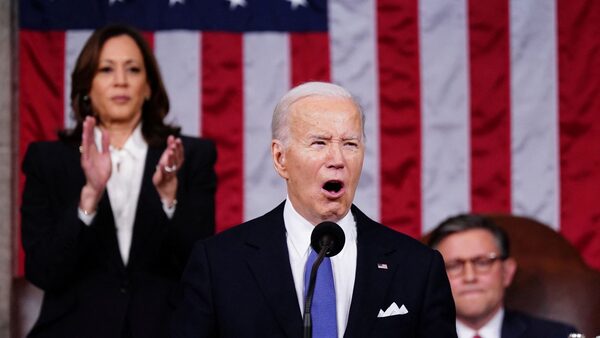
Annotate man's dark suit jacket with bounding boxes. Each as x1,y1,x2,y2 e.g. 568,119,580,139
501,310,578,338
172,202,458,338
21,136,217,338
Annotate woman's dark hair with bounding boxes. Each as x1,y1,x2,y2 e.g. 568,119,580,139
58,23,180,145
427,214,511,258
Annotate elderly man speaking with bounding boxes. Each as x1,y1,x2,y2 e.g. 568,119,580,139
172,82,457,338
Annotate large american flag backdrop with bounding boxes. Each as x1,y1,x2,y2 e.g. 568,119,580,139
17,0,600,275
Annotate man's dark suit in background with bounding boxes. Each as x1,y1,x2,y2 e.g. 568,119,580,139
502,310,577,338
428,214,578,338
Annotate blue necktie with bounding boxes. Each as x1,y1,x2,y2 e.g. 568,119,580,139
304,250,338,338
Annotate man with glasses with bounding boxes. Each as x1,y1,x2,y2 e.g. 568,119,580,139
428,214,577,338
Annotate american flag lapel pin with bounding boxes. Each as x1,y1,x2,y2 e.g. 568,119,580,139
377,263,388,270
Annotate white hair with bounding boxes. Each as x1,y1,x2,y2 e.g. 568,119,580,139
271,81,365,146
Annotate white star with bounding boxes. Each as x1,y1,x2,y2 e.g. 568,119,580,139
286,0,307,10
169,0,185,6
227,0,247,9
108,0,124,5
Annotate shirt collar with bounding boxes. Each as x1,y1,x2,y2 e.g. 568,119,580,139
94,123,147,159
456,307,504,338
283,197,357,259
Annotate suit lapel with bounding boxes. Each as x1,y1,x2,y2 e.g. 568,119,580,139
243,202,303,338
97,191,128,271
127,145,163,269
344,206,400,338
501,310,527,338
64,142,126,272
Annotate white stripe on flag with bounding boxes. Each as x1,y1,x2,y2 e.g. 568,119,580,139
243,33,289,220
419,0,471,233
64,30,93,129
329,0,380,221
509,0,559,230
155,31,201,136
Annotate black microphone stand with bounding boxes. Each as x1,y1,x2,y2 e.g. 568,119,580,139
303,243,331,338
302,221,345,338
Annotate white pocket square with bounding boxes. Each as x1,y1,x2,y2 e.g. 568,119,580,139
377,302,408,318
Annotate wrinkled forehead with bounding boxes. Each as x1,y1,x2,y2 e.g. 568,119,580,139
290,96,363,124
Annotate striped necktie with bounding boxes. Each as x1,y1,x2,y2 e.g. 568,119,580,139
304,250,338,338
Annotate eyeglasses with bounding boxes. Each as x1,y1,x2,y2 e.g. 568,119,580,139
444,253,507,277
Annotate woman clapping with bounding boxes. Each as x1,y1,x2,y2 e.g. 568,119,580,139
21,24,216,338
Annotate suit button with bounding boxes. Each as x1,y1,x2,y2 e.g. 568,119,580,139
120,281,128,294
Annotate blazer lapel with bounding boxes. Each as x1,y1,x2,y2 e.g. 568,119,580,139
344,206,400,338
501,311,527,338
243,202,303,338
93,188,127,271
65,142,126,272
127,145,163,269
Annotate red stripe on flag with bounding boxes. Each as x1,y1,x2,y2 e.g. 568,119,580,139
17,30,66,276
377,0,422,237
201,33,244,233
290,32,330,86
468,0,511,213
558,0,600,270
141,31,154,50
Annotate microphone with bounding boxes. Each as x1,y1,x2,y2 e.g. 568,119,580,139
303,221,345,338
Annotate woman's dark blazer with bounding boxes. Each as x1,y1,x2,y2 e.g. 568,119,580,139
21,135,217,338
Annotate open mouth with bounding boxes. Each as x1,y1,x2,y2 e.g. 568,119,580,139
323,180,344,194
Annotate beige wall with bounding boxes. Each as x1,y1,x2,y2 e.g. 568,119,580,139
0,0,15,336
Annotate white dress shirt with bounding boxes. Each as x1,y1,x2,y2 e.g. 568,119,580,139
456,307,504,338
78,124,175,265
284,198,357,338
